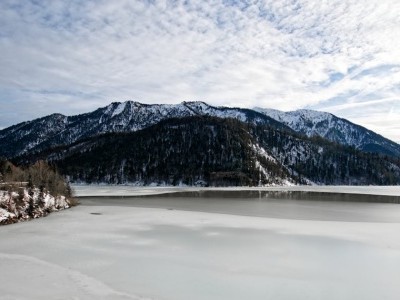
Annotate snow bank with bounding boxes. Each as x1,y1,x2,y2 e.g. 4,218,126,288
0,188,72,225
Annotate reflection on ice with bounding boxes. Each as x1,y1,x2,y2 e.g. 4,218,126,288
81,190,400,222
72,184,400,197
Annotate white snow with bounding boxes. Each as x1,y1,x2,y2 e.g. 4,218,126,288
1,193,400,300
111,102,127,117
72,184,188,197
252,143,277,162
255,107,334,135
0,188,70,224
254,106,386,149
0,207,15,222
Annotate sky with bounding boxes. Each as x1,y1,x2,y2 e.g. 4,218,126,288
0,0,399,143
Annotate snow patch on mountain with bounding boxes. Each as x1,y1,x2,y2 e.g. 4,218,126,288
111,102,127,117
252,143,276,163
254,107,400,156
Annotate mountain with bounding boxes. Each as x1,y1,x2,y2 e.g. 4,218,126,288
0,101,290,158
254,108,400,157
15,117,400,186
1,100,399,160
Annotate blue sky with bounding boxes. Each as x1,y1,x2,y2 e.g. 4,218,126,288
0,0,399,143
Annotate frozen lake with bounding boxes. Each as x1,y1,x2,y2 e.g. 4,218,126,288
72,184,400,197
1,187,400,299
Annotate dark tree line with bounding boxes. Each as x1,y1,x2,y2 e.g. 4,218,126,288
51,117,289,186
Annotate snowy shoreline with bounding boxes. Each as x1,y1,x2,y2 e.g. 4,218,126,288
0,188,74,225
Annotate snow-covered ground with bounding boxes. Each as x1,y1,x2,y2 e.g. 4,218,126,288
1,189,400,299
0,188,71,224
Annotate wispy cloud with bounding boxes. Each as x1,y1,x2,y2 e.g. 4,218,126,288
0,0,399,142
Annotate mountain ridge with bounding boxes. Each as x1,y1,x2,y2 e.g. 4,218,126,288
254,107,400,157
0,101,291,158
1,100,399,159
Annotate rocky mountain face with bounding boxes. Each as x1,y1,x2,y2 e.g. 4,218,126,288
254,108,400,157
16,117,400,186
0,101,289,158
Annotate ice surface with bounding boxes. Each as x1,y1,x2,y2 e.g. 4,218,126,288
72,184,400,197
1,189,400,300
72,185,188,197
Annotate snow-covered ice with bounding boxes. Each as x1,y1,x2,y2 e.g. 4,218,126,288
1,188,400,299
72,184,189,197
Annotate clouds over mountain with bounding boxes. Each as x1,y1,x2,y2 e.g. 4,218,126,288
0,0,399,141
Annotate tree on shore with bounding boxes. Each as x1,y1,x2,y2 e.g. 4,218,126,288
0,159,73,198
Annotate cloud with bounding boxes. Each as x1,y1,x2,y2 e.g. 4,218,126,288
0,0,399,142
